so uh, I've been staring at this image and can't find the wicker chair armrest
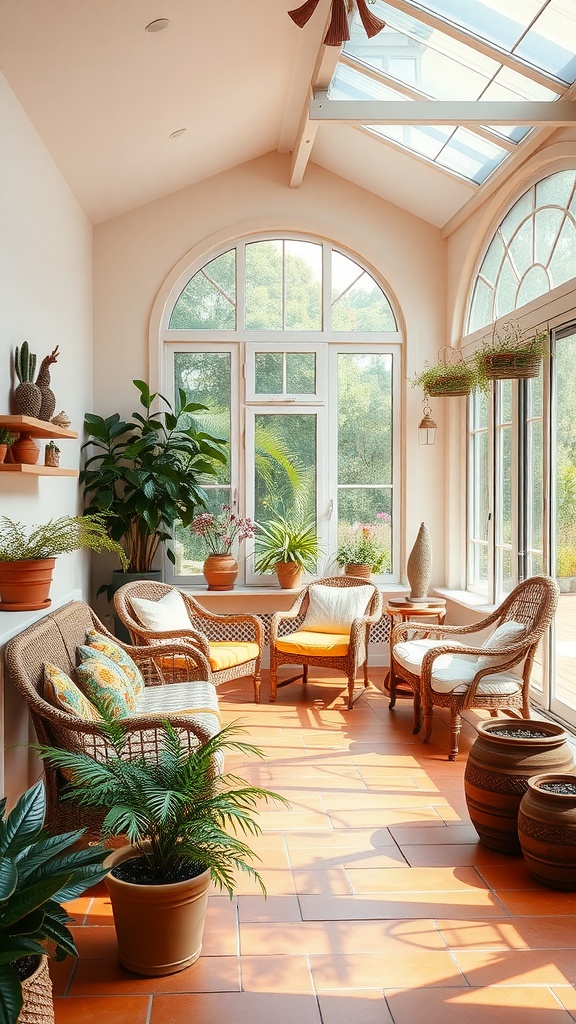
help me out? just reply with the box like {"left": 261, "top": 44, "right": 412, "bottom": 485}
{"left": 419, "top": 640, "right": 530, "bottom": 692}
{"left": 390, "top": 621, "right": 446, "bottom": 645}
{"left": 181, "top": 597, "right": 263, "bottom": 636}
{"left": 269, "top": 597, "right": 307, "bottom": 641}
{"left": 131, "top": 626, "right": 211, "bottom": 656}
{"left": 127, "top": 640, "right": 212, "bottom": 684}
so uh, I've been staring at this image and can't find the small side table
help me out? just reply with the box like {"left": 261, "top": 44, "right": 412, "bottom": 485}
{"left": 384, "top": 598, "right": 447, "bottom": 698}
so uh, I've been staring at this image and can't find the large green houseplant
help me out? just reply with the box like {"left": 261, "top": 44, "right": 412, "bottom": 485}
{"left": 0, "top": 780, "right": 108, "bottom": 1024}
{"left": 254, "top": 513, "right": 321, "bottom": 589}
{"left": 0, "top": 514, "right": 127, "bottom": 612}
{"left": 80, "top": 380, "right": 227, "bottom": 581}
{"left": 38, "top": 718, "right": 287, "bottom": 976}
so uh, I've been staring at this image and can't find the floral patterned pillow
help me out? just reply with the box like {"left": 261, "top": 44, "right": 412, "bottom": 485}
{"left": 75, "top": 649, "right": 136, "bottom": 718}
{"left": 85, "top": 629, "right": 145, "bottom": 698}
{"left": 43, "top": 663, "right": 99, "bottom": 721}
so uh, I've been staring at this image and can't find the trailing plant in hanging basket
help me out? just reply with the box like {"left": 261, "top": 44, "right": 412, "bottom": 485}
{"left": 411, "top": 350, "right": 478, "bottom": 397}
{"left": 474, "top": 323, "right": 548, "bottom": 391}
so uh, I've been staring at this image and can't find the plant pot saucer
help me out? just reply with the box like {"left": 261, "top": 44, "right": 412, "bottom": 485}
{"left": 0, "top": 597, "right": 51, "bottom": 611}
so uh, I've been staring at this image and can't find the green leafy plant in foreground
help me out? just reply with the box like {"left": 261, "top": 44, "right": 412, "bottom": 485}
{"left": 37, "top": 718, "right": 289, "bottom": 897}
{"left": 0, "top": 781, "right": 108, "bottom": 1024}
{"left": 0, "top": 513, "right": 128, "bottom": 565}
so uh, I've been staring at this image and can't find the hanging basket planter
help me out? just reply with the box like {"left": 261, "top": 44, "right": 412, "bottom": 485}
{"left": 411, "top": 348, "right": 478, "bottom": 398}
{"left": 474, "top": 324, "right": 548, "bottom": 390}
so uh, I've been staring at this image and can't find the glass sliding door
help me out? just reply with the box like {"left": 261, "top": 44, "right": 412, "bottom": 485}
{"left": 550, "top": 325, "right": 576, "bottom": 726}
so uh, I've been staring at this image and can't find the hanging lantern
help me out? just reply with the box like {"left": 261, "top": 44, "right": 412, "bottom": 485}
{"left": 418, "top": 404, "right": 437, "bottom": 446}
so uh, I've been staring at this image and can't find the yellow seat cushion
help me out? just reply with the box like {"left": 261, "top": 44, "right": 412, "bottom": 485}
{"left": 208, "top": 641, "right": 259, "bottom": 671}
{"left": 276, "top": 630, "right": 350, "bottom": 658}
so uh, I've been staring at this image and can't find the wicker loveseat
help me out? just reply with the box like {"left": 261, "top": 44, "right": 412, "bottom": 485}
{"left": 4, "top": 600, "right": 221, "bottom": 835}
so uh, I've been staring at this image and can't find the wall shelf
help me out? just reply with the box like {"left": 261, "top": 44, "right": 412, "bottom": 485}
{"left": 0, "top": 414, "right": 78, "bottom": 476}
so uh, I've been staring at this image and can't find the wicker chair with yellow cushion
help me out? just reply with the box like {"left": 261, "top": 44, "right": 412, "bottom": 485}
{"left": 113, "top": 580, "right": 264, "bottom": 703}
{"left": 269, "top": 576, "right": 383, "bottom": 709}
{"left": 389, "top": 575, "right": 560, "bottom": 761}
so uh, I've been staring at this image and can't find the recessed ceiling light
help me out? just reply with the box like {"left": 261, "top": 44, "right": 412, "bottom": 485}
{"left": 169, "top": 128, "right": 187, "bottom": 139}
{"left": 145, "top": 18, "right": 169, "bottom": 32}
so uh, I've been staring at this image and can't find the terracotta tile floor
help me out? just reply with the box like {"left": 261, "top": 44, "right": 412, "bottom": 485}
{"left": 54, "top": 668, "right": 576, "bottom": 1023}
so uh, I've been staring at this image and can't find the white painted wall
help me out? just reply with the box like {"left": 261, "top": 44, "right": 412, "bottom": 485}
{"left": 0, "top": 71, "right": 93, "bottom": 805}
{"left": 93, "top": 151, "right": 448, "bottom": 599}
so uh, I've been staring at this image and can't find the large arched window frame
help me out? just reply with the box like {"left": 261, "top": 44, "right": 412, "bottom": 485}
{"left": 157, "top": 233, "right": 403, "bottom": 587}
{"left": 463, "top": 167, "right": 576, "bottom": 730}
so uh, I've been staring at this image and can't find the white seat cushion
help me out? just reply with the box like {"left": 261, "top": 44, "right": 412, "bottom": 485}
{"left": 135, "top": 679, "right": 219, "bottom": 717}
{"left": 393, "top": 639, "right": 522, "bottom": 696}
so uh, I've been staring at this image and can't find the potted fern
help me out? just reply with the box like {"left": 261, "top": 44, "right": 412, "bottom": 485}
{"left": 0, "top": 514, "right": 127, "bottom": 612}
{"left": 411, "top": 352, "right": 478, "bottom": 397}
{"left": 0, "top": 780, "right": 108, "bottom": 1024}
{"left": 37, "top": 718, "right": 287, "bottom": 977}
{"left": 254, "top": 513, "right": 321, "bottom": 589}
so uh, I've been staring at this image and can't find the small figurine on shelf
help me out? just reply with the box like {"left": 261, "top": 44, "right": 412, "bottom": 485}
{"left": 51, "top": 410, "right": 71, "bottom": 429}
{"left": 44, "top": 440, "right": 61, "bottom": 468}
{"left": 36, "top": 346, "right": 60, "bottom": 421}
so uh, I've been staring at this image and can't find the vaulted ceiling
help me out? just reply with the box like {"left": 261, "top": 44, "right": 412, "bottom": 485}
{"left": 0, "top": 0, "right": 574, "bottom": 228}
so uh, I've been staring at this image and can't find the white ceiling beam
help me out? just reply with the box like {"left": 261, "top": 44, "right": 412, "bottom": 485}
{"left": 380, "top": 0, "right": 566, "bottom": 94}
{"left": 289, "top": 28, "right": 341, "bottom": 187}
{"left": 310, "top": 94, "right": 576, "bottom": 126}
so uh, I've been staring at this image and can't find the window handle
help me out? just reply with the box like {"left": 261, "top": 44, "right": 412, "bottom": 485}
{"left": 327, "top": 499, "right": 333, "bottom": 521}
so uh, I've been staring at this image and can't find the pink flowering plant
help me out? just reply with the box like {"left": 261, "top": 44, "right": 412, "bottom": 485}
{"left": 336, "top": 512, "right": 391, "bottom": 573}
{"left": 190, "top": 503, "right": 256, "bottom": 555}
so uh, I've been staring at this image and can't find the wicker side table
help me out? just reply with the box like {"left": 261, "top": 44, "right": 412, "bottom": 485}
{"left": 384, "top": 598, "right": 447, "bottom": 699}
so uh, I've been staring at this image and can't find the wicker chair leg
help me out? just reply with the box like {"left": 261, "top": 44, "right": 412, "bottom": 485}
{"left": 347, "top": 675, "right": 355, "bottom": 710}
{"left": 253, "top": 672, "right": 261, "bottom": 704}
{"left": 269, "top": 659, "right": 278, "bottom": 703}
{"left": 388, "top": 665, "right": 397, "bottom": 710}
{"left": 412, "top": 690, "right": 423, "bottom": 735}
{"left": 423, "top": 703, "right": 433, "bottom": 743}
{"left": 302, "top": 665, "right": 308, "bottom": 685}
{"left": 363, "top": 660, "right": 369, "bottom": 688}
{"left": 448, "top": 709, "right": 462, "bottom": 761}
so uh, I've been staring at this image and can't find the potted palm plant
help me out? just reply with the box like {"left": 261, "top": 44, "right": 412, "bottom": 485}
{"left": 254, "top": 513, "right": 321, "bottom": 589}
{"left": 37, "top": 718, "right": 287, "bottom": 977}
{"left": 0, "top": 780, "right": 108, "bottom": 1024}
{"left": 0, "top": 514, "right": 127, "bottom": 611}
{"left": 80, "top": 379, "right": 227, "bottom": 602}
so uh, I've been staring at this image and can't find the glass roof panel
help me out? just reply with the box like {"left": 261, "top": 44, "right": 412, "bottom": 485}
{"left": 335, "top": 0, "right": 576, "bottom": 188}
{"left": 406, "top": 0, "right": 545, "bottom": 52}
{"left": 514, "top": 1, "right": 576, "bottom": 82}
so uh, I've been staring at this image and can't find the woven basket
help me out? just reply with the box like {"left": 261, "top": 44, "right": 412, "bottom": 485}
{"left": 481, "top": 351, "right": 542, "bottom": 381}
{"left": 19, "top": 956, "right": 54, "bottom": 1024}
{"left": 426, "top": 374, "right": 473, "bottom": 397}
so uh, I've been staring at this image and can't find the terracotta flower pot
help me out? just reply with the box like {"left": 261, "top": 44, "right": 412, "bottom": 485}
{"left": 105, "top": 845, "right": 212, "bottom": 976}
{"left": 0, "top": 558, "right": 56, "bottom": 611}
{"left": 202, "top": 553, "right": 239, "bottom": 591}
{"left": 464, "top": 719, "right": 574, "bottom": 854}
{"left": 11, "top": 432, "right": 40, "bottom": 465}
{"left": 275, "top": 561, "right": 303, "bottom": 590}
{"left": 18, "top": 954, "right": 54, "bottom": 1024}
{"left": 0, "top": 444, "right": 7, "bottom": 464}
{"left": 518, "top": 773, "right": 576, "bottom": 890}
{"left": 345, "top": 564, "right": 372, "bottom": 580}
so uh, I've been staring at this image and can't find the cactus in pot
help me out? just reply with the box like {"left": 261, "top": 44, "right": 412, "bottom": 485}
{"left": 13, "top": 341, "right": 41, "bottom": 418}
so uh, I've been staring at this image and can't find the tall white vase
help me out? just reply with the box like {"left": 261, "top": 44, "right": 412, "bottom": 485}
{"left": 406, "top": 522, "right": 432, "bottom": 601}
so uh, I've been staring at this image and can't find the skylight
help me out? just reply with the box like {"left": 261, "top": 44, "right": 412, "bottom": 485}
{"left": 333, "top": 0, "right": 576, "bottom": 186}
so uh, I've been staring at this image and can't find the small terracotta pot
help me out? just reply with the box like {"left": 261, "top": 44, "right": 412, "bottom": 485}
{"left": 345, "top": 564, "right": 372, "bottom": 580}
{"left": 275, "top": 561, "right": 303, "bottom": 590}
{"left": 0, "top": 444, "right": 7, "bottom": 464}
{"left": 105, "top": 845, "right": 212, "bottom": 976}
{"left": 18, "top": 954, "right": 54, "bottom": 1024}
{"left": 202, "top": 553, "right": 239, "bottom": 591}
{"left": 11, "top": 432, "right": 40, "bottom": 465}
{"left": 518, "top": 773, "right": 576, "bottom": 890}
{"left": 464, "top": 719, "right": 574, "bottom": 853}
{"left": 0, "top": 558, "right": 55, "bottom": 611}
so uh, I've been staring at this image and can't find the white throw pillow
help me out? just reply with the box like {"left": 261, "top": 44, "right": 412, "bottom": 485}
{"left": 476, "top": 620, "right": 526, "bottom": 672}
{"left": 302, "top": 583, "right": 374, "bottom": 635}
{"left": 130, "top": 589, "right": 191, "bottom": 632}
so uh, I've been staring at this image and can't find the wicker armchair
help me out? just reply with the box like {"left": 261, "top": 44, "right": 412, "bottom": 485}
{"left": 389, "top": 575, "right": 560, "bottom": 760}
{"left": 4, "top": 600, "right": 219, "bottom": 835}
{"left": 269, "top": 576, "right": 383, "bottom": 709}
{"left": 113, "top": 581, "right": 264, "bottom": 703}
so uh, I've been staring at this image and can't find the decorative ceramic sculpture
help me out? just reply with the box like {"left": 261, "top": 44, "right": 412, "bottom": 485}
{"left": 36, "top": 346, "right": 60, "bottom": 421}
{"left": 406, "top": 522, "right": 432, "bottom": 602}
{"left": 51, "top": 410, "right": 71, "bottom": 429}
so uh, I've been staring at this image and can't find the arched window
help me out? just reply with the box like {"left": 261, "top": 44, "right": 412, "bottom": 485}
{"left": 467, "top": 170, "right": 576, "bottom": 333}
{"left": 161, "top": 235, "right": 402, "bottom": 585}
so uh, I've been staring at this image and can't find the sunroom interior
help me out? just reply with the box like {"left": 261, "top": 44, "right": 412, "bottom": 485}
{"left": 1, "top": 1, "right": 576, "bottom": 1020}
